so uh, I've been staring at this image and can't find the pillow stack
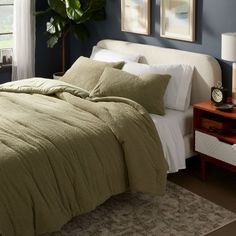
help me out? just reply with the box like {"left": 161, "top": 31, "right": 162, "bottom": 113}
{"left": 61, "top": 44, "right": 194, "bottom": 116}
{"left": 89, "top": 46, "right": 194, "bottom": 111}
{"left": 123, "top": 62, "right": 194, "bottom": 111}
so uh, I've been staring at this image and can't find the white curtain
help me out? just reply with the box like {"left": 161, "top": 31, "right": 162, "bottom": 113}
{"left": 12, "top": 0, "right": 35, "bottom": 81}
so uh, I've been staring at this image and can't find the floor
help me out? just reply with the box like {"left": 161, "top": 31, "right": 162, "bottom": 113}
{"left": 168, "top": 156, "right": 236, "bottom": 236}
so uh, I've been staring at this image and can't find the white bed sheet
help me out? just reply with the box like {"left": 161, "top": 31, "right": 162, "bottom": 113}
{"left": 150, "top": 107, "right": 193, "bottom": 173}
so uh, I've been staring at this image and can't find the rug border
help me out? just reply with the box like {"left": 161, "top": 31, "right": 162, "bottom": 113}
{"left": 202, "top": 219, "right": 236, "bottom": 236}
{"left": 168, "top": 182, "right": 236, "bottom": 236}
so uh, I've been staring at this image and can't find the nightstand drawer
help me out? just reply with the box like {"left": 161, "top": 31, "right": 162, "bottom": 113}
{"left": 195, "top": 131, "right": 236, "bottom": 166}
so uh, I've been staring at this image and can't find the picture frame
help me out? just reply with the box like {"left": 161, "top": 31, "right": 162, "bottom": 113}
{"left": 160, "top": 0, "right": 195, "bottom": 42}
{"left": 121, "top": 0, "right": 150, "bottom": 35}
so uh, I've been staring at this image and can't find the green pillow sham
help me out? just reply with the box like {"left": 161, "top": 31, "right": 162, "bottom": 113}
{"left": 90, "top": 68, "right": 171, "bottom": 115}
{"left": 60, "top": 56, "right": 124, "bottom": 92}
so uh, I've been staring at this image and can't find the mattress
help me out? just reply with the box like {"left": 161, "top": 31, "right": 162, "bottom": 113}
{"left": 151, "top": 107, "right": 193, "bottom": 136}
{"left": 150, "top": 107, "right": 193, "bottom": 173}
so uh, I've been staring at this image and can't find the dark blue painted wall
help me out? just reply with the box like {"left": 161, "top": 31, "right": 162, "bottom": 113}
{"left": 68, "top": 0, "right": 236, "bottom": 91}
{"left": 35, "top": 0, "right": 61, "bottom": 78}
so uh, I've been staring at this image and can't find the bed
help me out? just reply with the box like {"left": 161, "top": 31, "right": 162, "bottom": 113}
{"left": 0, "top": 39, "right": 222, "bottom": 236}
{"left": 96, "top": 39, "right": 222, "bottom": 171}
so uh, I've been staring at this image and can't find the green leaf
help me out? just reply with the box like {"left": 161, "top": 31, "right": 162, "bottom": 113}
{"left": 65, "top": 0, "right": 84, "bottom": 21}
{"left": 47, "top": 0, "right": 67, "bottom": 18}
{"left": 74, "top": 13, "right": 91, "bottom": 24}
{"left": 47, "top": 35, "right": 60, "bottom": 48}
{"left": 73, "top": 24, "right": 89, "bottom": 42}
{"left": 46, "top": 16, "right": 67, "bottom": 35}
{"left": 78, "top": 0, "right": 106, "bottom": 23}
{"left": 46, "top": 18, "right": 56, "bottom": 34}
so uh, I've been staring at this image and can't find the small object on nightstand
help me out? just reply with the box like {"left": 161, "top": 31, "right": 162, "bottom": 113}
{"left": 211, "top": 81, "right": 228, "bottom": 105}
{"left": 215, "top": 103, "right": 234, "bottom": 111}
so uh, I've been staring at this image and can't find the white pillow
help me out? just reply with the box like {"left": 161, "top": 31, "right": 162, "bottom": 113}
{"left": 122, "top": 62, "right": 194, "bottom": 111}
{"left": 90, "top": 46, "right": 140, "bottom": 63}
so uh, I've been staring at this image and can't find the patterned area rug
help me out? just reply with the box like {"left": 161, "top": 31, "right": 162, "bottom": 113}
{"left": 47, "top": 181, "right": 236, "bottom": 236}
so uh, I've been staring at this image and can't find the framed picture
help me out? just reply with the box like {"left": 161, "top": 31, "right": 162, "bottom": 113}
{"left": 121, "top": 0, "right": 150, "bottom": 35}
{"left": 160, "top": 0, "right": 195, "bottom": 42}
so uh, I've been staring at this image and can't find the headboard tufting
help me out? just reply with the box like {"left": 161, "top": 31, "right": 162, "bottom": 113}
{"left": 97, "top": 39, "right": 222, "bottom": 104}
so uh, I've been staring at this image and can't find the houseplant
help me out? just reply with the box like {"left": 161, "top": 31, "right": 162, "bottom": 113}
{"left": 36, "top": 0, "right": 106, "bottom": 77}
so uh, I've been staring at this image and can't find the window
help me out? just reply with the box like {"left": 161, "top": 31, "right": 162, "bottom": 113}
{"left": 0, "top": 0, "right": 13, "bottom": 65}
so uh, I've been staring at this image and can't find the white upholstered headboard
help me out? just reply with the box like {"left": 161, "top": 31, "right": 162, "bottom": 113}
{"left": 97, "top": 39, "right": 222, "bottom": 104}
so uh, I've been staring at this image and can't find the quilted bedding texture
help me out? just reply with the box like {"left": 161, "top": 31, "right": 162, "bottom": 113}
{"left": 0, "top": 78, "right": 168, "bottom": 236}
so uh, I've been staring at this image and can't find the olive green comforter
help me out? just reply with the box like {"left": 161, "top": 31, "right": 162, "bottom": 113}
{"left": 0, "top": 78, "right": 168, "bottom": 236}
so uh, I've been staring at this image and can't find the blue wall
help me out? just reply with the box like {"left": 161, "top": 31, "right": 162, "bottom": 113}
{"left": 35, "top": 0, "right": 61, "bottom": 78}
{"left": 68, "top": 0, "right": 236, "bottom": 91}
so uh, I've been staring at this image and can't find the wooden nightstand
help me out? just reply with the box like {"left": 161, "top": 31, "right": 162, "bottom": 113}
{"left": 193, "top": 100, "right": 236, "bottom": 180}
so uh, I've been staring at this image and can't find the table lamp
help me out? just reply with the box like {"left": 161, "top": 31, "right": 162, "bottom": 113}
{"left": 221, "top": 32, "right": 236, "bottom": 105}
